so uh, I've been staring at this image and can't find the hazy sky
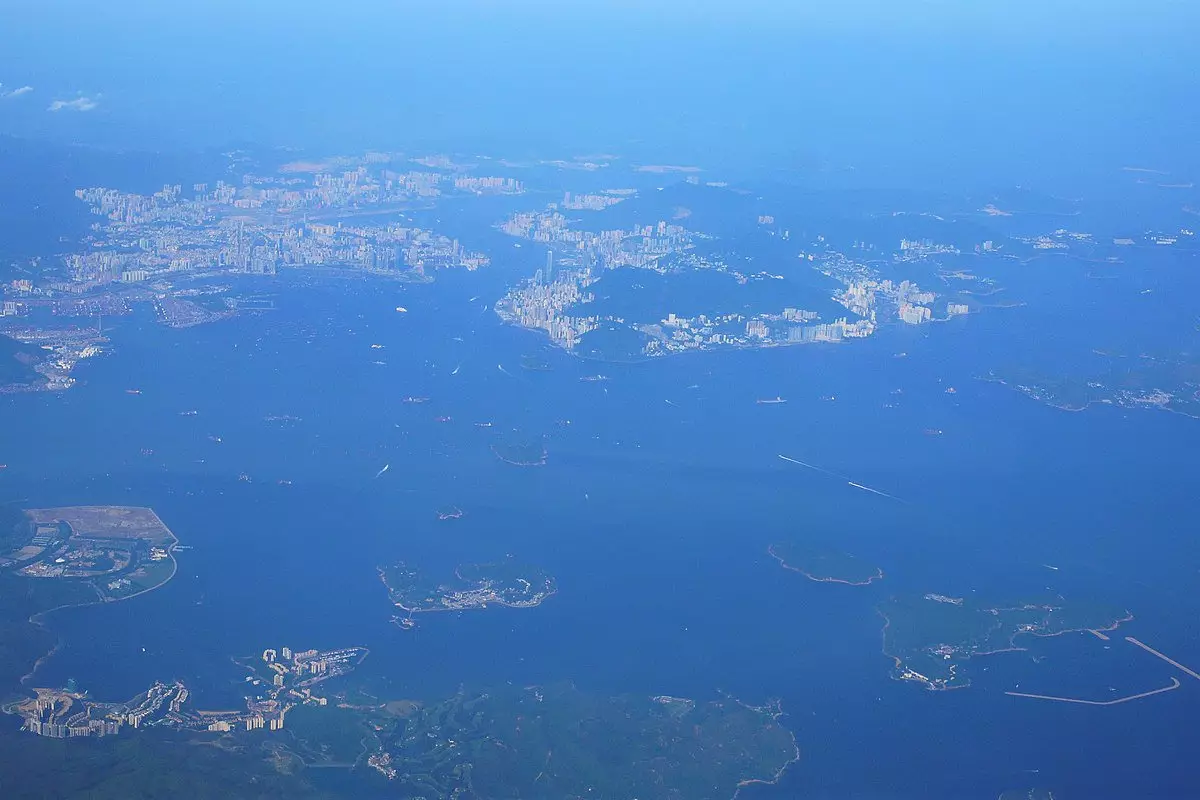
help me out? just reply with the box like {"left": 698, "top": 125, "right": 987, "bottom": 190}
{"left": 1, "top": 1, "right": 1197, "bottom": 185}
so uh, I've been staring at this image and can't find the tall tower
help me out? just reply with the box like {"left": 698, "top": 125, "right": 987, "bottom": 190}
{"left": 545, "top": 250, "right": 554, "bottom": 283}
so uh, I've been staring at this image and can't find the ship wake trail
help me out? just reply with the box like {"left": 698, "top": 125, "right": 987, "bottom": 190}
{"left": 846, "top": 481, "right": 905, "bottom": 502}
{"left": 777, "top": 454, "right": 842, "bottom": 478}
{"left": 374, "top": 464, "right": 390, "bottom": 479}
{"left": 497, "top": 364, "right": 515, "bottom": 377}
{"left": 779, "top": 455, "right": 906, "bottom": 502}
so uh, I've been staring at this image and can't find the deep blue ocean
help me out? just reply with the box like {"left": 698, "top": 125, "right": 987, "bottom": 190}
{"left": 1, "top": 3, "right": 1198, "bottom": 794}
{"left": 3, "top": 240, "right": 1200, "bottom": 797}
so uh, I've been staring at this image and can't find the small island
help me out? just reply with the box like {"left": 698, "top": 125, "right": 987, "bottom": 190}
{"left": 878, "top": 592, "right": 1133, "bottom": 691}
{"left": 519, "top": 353, "right": 553, "bottom": 372}
{"left": 367, "top": 682, "right": 798, "bottom": 800}
{"left": 436, "top": 506, "right": 464, "bottom": 521}
{"left": 491, "top": 437, "right": 548, "bottom": 466}
{"left": 379, "top": 558, "right": 556, "bottom": 625}
{"left": 768, "top": 542, "right": 883, "bottom": 586}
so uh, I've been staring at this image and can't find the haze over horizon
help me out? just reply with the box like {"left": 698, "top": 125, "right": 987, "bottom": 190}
{"left": 1, "top": 0, "right": 1198, "bottom": 187}
{"left": 2, "top": 4, "right": 1200, "bottom": 798}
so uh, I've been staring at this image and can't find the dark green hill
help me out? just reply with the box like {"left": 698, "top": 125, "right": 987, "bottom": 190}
{"left": 0, "top": 334, "right": 43, "bottom": 386}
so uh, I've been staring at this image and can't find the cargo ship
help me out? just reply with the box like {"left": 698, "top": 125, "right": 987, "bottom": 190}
{"left": 757, "top": 396, "right": 787, "bottom": 405}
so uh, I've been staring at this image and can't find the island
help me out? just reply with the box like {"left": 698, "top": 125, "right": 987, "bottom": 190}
{"left": 491, "top": 192, "right": 977, "bottom": 362}
{"left": 878, "top": 593, "right": 1133, "bottom": 691}
{"left": 366, "top": 682, "right": 799, "bottom": 800}
{"left": 436, "top": 506, "right": 464, "bottom": 521}
{"left": 378, "top": 559, "right": 556, "bottom": 626}
{"left": 519, "top": 353, "right": 553, "bottom": 371}
{"left": 491, "top": 437, "right": 549, "bottom": 466}
{"left": 768, "top": 542, "right": 884, "bottom": 586}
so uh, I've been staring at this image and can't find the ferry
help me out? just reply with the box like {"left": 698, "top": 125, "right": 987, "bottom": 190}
{"left": 395, "top": 306, "right": 408, "bottom": 313}
{"left": 125, "top": 389, "right": 142, "bottom": 395}
{"left": 945, "top": 387, "right": 957, "bottom": 394}
{"left": 923, "top": 428, "right": 944, "bottom": 436}
{"left": 370, "top": 343, "right": 385, "bottom": 349}
{"left": 757, "top": 396, "right": 787, "bottom": 405}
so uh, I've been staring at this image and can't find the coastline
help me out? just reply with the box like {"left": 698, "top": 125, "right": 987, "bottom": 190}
{"left": 768, "top": 544, "right": 884, "bottom": 587}
{"left": 490, "top": 443, "right": 548, "bottom": 467}
{"left": 877, "top": 604, "right": 1135, "bottom": 692}
{"left": 730, "top": 695, "right": 801, "bottom": 800}
{"left": 377, "top": 565, "right": 557, "bottom": 615}
{"left": 14, "top": 509, "right": 182, "bottom": 689}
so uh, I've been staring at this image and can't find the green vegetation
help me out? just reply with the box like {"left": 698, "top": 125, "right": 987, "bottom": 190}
{"left": 0, "top": 728, "right": 328, "bottom": 799}
{"left": 0, "top": 505, "right": 181, "bottom": 698}
{"left": 769, "top": 542, "right": 883, "bottom": 585}
{"left": 282, "top": 705, "right": 374, "bottom": 766}
{"left": 0, "top": 334, "right": 43, "bottom": 386}
{"left": 123, "top": 556, "right": 177, "bottom": 595}
{"left": 378, "top": 563, "right": 442, "bottom": 611}
{"left": 376, "top": 682, "right": 796, "bottom": 800}
{"left": 575, "top": 323, "right": 652, "bottom": 363}
{"left": 0, "top": 571, "right": 96, "bottom": 699}
{"left": 0, "top": 502, "right": 31, "bottom": 554}
{"left": 879, "top": 593, "right": 1130, "bottom": 690}
{"left": 456, "top": 560, "right": 556, "bottom": 601}
{"left": 380, "top": 558, "right": 555, "bottom": 614}
{"left": 519, "top": 353, "right": 552, "bottom": 371}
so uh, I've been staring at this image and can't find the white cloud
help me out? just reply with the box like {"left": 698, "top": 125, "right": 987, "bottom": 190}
{"left": 0, "top": 83, "right": 35, "bottom": 99}
{"left": 48, "top": 96, "right": 98, "bottom": 112}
